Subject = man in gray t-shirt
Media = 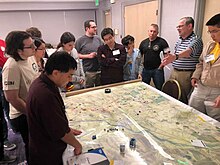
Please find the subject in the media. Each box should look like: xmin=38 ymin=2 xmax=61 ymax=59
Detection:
xmin=75 ymin=20 xmax=103 ymax=88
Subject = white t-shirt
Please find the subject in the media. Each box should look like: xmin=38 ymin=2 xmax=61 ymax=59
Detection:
xmin=2 ymin=56 xmax=39 ymax=119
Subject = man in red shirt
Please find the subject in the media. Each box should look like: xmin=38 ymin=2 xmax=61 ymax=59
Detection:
xmin=0 ymin=39 xmax=7 ymax=68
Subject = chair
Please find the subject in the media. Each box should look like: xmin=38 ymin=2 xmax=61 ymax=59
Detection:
xmin=161 ymin=79 xmax=181 ymax=100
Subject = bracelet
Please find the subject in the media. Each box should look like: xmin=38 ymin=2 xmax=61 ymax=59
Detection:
xmin=175 ymin=54 xmax=179 ymax=60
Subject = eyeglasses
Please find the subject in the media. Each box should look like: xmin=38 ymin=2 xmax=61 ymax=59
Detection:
xmin=24 ymin=44 xmax=36 ymax=49
xmin=176 ymin=25 xmax=185 ymax=29
xmin=207 ymin=30 xmax=220 ymax=34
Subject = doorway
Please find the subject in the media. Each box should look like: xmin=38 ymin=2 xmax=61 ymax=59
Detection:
xmin=124 ymin=0 xmax=158 ymax=48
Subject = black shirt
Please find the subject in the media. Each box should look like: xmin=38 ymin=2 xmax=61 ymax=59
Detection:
xmin=139 ymin=37 xmax=169 ymax=69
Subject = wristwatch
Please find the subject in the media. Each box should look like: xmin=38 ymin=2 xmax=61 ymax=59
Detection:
xmin=175 ymin=54 xmax=179 ymax=60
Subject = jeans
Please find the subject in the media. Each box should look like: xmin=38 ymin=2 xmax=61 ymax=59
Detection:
xmin=142 ymin=68 xmax=164 ymax=90
xmin=0 ymin=100 xmax=4 ymax=160
xmin=10 ymin=114 xmax=29 ymax=162
xmin=1 ymin=91 xmax=10 ymax=142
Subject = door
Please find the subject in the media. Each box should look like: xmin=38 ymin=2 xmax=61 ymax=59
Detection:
xmin=104 ymin=9 xmax=112 ymax=28
xmin=124 ymin=0 xmax=158 ymax=48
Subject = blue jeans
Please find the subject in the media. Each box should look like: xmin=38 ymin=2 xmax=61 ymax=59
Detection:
xmin=10 ymin=114 xmax=29 ymax=162
xmin=142 ymin=68 xmax=164 ymax=90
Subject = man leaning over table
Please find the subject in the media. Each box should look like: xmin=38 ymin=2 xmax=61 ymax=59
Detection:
xmin=27 ymin=51 xmax=82 ymax=165
xmin=188 ymin=13 xmax=220 ymax=122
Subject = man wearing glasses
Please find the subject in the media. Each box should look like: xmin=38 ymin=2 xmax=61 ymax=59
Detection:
xmin=97 ymin=28 xmax=126 ymax=85
xmin=2 ymin=31 xmax=39 ymax=163
xmin=189 ymin=13 xmax=220 ymax=121
xmin=75 ymin=20 xmax=103 ymax=88
xmin=161 ymin=17 xmax=203 ymax=104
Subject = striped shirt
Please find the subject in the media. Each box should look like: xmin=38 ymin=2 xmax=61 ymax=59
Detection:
xmin=172 ymin=32 xmax=203 ymax=70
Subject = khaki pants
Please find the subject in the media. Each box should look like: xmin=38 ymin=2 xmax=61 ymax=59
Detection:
xmin=170 ymin=69 xmax=194 ymax=104
xmin=189 ymin=82 xmax=220 ymax=122
xmin=85 ymin=71 xmax=101 ymax=88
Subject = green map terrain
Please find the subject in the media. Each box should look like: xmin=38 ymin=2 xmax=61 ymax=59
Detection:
xmin=65 ymin=82 xmax=220 ymax=165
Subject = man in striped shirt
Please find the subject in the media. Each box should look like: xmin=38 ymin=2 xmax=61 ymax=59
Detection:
xmin=162 ymin=17 xmax=203 ymax=104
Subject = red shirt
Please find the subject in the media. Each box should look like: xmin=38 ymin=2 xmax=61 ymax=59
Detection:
xmin=0 ymin=39 xmax=7 ymax=68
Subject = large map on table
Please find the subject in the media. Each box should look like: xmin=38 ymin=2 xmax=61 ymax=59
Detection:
xmin=64 ymin=82 xmax=220 ymax=165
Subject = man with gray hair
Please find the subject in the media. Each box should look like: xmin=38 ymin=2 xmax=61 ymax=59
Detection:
xmin=162 ymin=17 xmax=203 ymax=104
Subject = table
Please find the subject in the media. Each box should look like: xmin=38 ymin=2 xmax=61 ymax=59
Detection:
xmin=64 ymin=80 xmax=220 ymax=165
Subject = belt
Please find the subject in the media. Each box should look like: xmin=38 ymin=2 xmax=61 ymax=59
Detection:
xmin=174 ymin=68 xmax=195 ymax=72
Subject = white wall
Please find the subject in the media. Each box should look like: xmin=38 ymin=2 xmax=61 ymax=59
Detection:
xmin=160 ymin=0 xmax=196 ymax=52
xmin=0 ymin=1 xmax=97 ymax=46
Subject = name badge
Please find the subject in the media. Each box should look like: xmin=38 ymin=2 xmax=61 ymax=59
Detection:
xmin=204 ymin=54 xmax=215 ymax=63
xmin=112 ymin=49 xmax=120 ymax=56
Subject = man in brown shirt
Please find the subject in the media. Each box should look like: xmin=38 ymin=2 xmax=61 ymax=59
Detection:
xmin=27 ymin=51 xmax=82 ymax=165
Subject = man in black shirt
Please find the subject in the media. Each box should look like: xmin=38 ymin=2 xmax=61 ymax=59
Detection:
xmin=139 ymin=24 xmax=169 ymax=90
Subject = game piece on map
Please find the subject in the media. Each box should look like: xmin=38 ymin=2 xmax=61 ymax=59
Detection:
xmin=92 ymin=135 xmax=97 ymax=140
xmin=129 ymin=138 xmax=136 ymax=148
xmin=120 ymin=144 xmax=125 ymax=154
xmin=105 ymin=88 xmax=111 ymax=93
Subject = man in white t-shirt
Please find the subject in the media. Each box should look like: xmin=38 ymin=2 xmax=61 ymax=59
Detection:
xmin=2 ymin=31 xmax=39 ymax=163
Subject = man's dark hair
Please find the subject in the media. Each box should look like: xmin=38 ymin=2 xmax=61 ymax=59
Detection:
xmin=45 ymin=51 xmax=77 ymax=75
xmin=181 ymin=17 xmax=194 ymax=28
xmin=26 ymin=27 xmax=42 ymax=38
xmin=57 ymin=32 xmax=75 ymax=49
xmin=84 ymin=20 xmax=95 ymax=31
xmin=206 ymin=13 xmax=220 ymax=28
xmin=121 ymin=35 xmax=134 ymax=46
xmin=5 ymin=31 xmax=31 ymax=61
xmin=101 ymin=28 xmax=114 ymax=40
